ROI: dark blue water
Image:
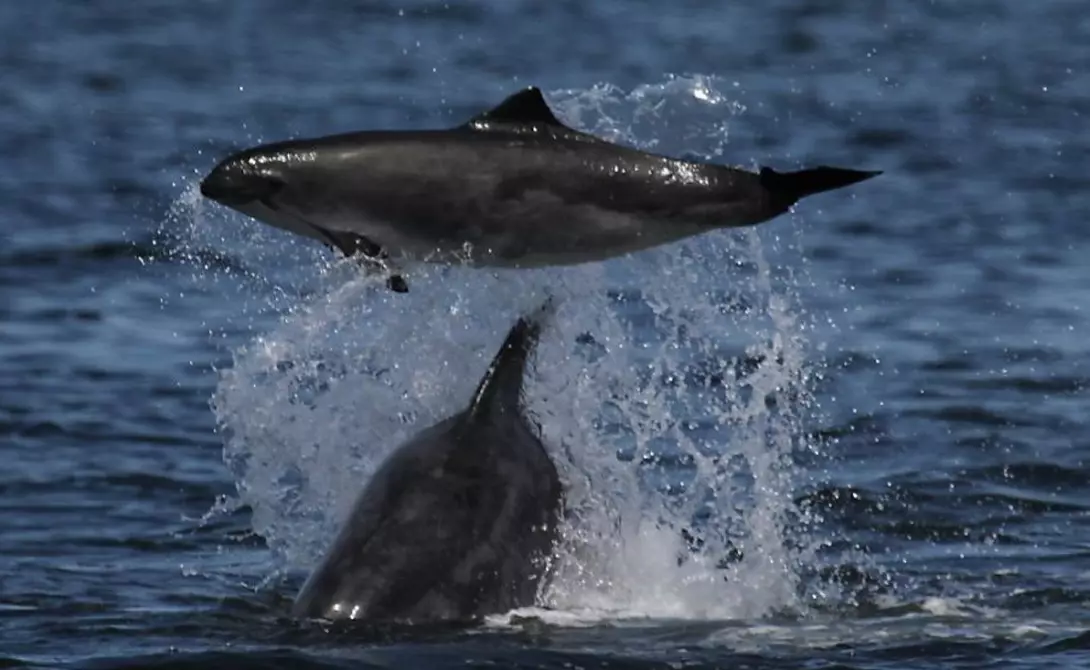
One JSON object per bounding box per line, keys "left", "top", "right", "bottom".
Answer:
{"left": 4, "top": 2, "right": 1089, "bottom": 668}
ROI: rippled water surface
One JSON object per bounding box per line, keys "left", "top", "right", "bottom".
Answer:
{"left": 4, "top": 2, "right": 1090, "bottom": 668}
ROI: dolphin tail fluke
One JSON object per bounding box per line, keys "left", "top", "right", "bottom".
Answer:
{"left": 466, "top": 297, "right": 557, "bottom": 421}
{"left": 759, "top": 166, "right": 882, "bottom": 204}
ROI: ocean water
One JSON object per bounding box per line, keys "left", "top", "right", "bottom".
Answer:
{"left": 3, "top": 1, "right": 1089, "bottom": 668}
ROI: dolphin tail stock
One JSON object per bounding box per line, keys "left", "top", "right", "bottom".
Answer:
{"left": 759, "top": 165, "right": 882, "bottom": 205}
{"left": 465, "top": 296, "right": 558, "bottom": 422}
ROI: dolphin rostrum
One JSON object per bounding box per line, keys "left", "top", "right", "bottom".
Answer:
{"left": 291, "top": 298, "right": 563, "bottom": 623}
{"left": 200, "top": 86, "right": 880, "bottom": 292}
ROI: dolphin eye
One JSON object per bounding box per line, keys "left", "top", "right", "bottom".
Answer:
{"left": 260, "top": 177, "right": 287, "bottom": 208}
{"left": 266, "top": 175, "right": 287, "bottom": 194}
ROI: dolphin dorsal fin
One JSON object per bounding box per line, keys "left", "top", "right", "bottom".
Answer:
{"left": 465, "top": 297, "right": 556, "bottom": 423}
{"left": 463, "top": 87, "right": 568, "bottom": 132}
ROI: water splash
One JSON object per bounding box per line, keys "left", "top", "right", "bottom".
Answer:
{"left": 181, "top": 75, "right": 822, "bottom": 621}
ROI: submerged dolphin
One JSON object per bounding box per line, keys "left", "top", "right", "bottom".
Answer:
{"left": 291, "top": 299, "right": 563, "bottom": 623}
{"left": 200, "top": 86, "right": 880, "bottom": 292}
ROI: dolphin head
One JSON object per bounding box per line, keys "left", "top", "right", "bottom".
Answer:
{"left": 200, "top": 150, "right": 293, "bottom": 208}
{"left": 199, "top": 144, "right": 343, "bottom": 246}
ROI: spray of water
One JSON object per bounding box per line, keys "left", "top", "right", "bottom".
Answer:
{"left": 176, "top": 75, "right": 823, "bottom": 622}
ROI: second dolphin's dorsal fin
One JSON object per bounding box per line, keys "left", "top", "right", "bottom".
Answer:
{"left": 465, "top": 297, "right": 557, "bottom": 423}
{"left": 463, "top": 87, "right": 568, "bottom": 131}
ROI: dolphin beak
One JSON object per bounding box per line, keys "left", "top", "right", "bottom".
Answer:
{"left": 200, "top": 159, "right": 283, "bottom": 207}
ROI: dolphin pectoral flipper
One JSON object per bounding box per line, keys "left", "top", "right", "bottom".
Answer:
{"left": 322, "top": 230, "right": 385, "bottom": 258}
{"left": 466, "top": 297, "right": 556, "bottom": 422}
{"left": 311, "top": 227, "right": 410, "bottom": 293}
{"left": 384, "top": 274, "right": 409, "bottom": 293}
{"left": 308, "top": 227, "right": 389, "bottom": 261}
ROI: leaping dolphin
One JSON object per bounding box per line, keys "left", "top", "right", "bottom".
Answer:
{"left": 200, "top": 86, "right": 880, "bottom": 292}
{"left": 291, "top": 298, "right": 563, "bottom": 623}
